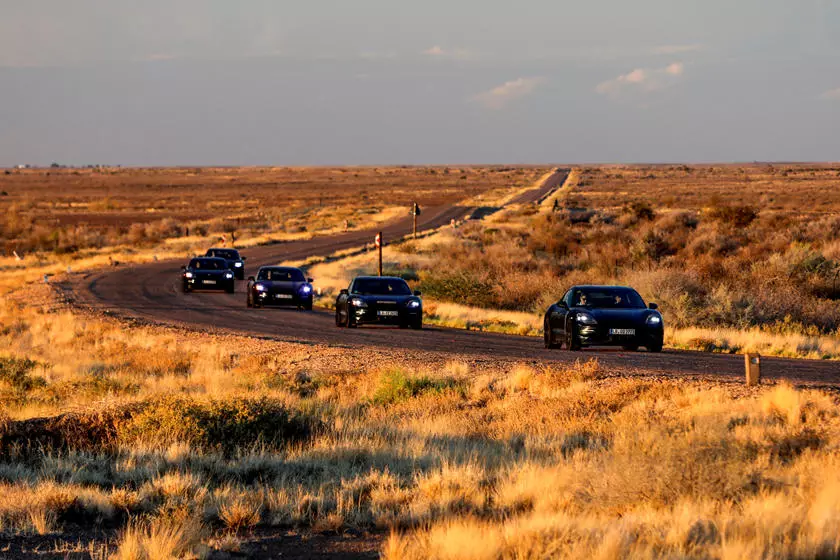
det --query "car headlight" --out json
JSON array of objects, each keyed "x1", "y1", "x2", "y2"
[
  {"x1": 299, "y1": 284, "x2": 312, "y2": 294},
  {"x1": 406, "y1": 300, "x2": 421, "y2": 309},
  {"x1": 646, "y1": 314, "x2": 662, "y2": 326},
  {"x1": 255, "y1": 284, "x2": 266, "y2": 292},
  {"x1": 184, "y1": 272, "x2": 193, "y2": 278},
  {"x1": 576, "y1": 312, "x2": 598, "y2": 325},
  {"x1": 350, "y1": 297, "x2": 367, "y2": 307},
  {"x1": 234, "y1": 262, "x2": 242, "y2": 267},
  {"x1": 225, "y1": 272, "x2": 234, "y2": 279}
]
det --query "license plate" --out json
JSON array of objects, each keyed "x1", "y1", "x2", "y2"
[
  {"x1": 202, "y1": 280, "x2": 216, "y2": 285},
  {"x1": 610, "y1": 329, "x2": 635, "y2": 336},
  {"x1": 275, "y1": 294, "x2": 293, "y2": 299},
  {"x1": 377, "y1": 310, "x2": 399, "y2": 317}
]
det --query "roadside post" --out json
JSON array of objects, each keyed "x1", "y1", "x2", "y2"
[
  {"x1": 745, "y1": 353, "x2": 761, "y2": 386},
  {"x1": 412, "y1": 202, "x2": 421, "y2": 239},
  {"x1": 375, "y1": 232, "x2": 383, "y2": 276}
]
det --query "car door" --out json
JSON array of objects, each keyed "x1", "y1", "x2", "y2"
[
  {"x1": 556, "y1": 290, "x2": 574, "y2": 339},
  {"x1": 336, "y1": 281, "x2": 352, "y2": 321}
]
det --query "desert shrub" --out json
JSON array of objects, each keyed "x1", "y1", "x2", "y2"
[
  {"x1": 707, "y1": 204, "x2": 758, "y2": 228},
  {"x1": 0, "y1": 356, "x2": 46, "y2": 394},
  {"x1": 419, "y1": 270, "x2": 495, "y2": 308},
  {"x1": 121, "y1": 396, "x2": 312, "y2": 454},
  {"x1": 370, "y1": 370, "x2": 467, "y2": 406}
]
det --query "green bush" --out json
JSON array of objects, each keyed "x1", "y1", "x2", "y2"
[
  {"x1": 371, "y1": 370, "x2": 466, "y2": 406},
  {"x1": 0, "y1": 356, "x2": 46, "y2": 394},
  {"x1": 120, "y1": 396, "x2": 313, "y2": 454},
  {"x1": 419, "y1": 270, "x2": 495, "y2": 308}
]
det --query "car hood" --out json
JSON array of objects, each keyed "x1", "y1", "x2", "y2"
[
  {"x1": 353, "y1": 294, "x2": 417, "y2": 304},
  {"x1": 190, "y1": 269, "x2": 229, "y2": 276},
  {"x1": 257, "y1": 280, "x2": 308, "y2": 289},
  {"x1": 572, "y1": 307, "x2": 656, "y2": 323}
]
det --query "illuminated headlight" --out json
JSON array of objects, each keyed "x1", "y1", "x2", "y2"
[
  {"x1": 255, "y1": 284, "x2": 267, "y2": 292},
  {"x1": 406, "y1": 300, "x2": 421, "y2": 309},
  {"x1": 646, "y1": 314, "x2": 662, "y2": 326},
  {"x1": 234, "y1": 262, "x2": 242, "y2": 267},
  {"x1": 576, "y1": 312, "x2": 598, "y2": 325},
  {"x1": 350, "y1": 297, "x2": 367, "y2": 307},
  {"x1": 184, "y1": 272, "x2": 193, "y2": 278},
  {"x1": 299, "y1": 285, "x2": 312, "y2": 294},
  {"x1": 225, "y1": 273, "x2": 234, "y2": 279}
]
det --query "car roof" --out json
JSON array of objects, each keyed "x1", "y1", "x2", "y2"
[
  {"x1": 191, "y1": 256, "x2": 226, "y2": 263},
  {"x1": 207, "y1": 247, "x2": 239, "y2": 253},
  {"x1": 570, "y1": 285, "x2": 636, "y2": 290},
  {"x1": 258, "y1": 266, "x2": 302, "y2": 272}
]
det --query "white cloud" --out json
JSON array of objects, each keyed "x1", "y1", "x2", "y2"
[
  {"x1": 472, "y1": 77, "x2": 545, "y2": 110},
  {"x1": 820, "y1": 88, "x2": 840, "y2": 100},
  {"x1": 596, "y1": 62, "x2": 685, "y2": 98}
]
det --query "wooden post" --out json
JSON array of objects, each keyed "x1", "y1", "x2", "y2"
[
  {"x1": 377, "y1": 232, "x2": 383, "y2": 276},
  {"x1": 413, "y1": 212, "x2": 417, "y2": 239},
  {"x1": 745, "y1": 353, "x2": 761, "y2": 386}
]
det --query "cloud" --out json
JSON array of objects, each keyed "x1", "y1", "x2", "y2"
[
  {"x1": 596, "y1": 62, "x2": 684, "y2": 98},
  {"x1": 820, "y1": 88, "x2": 840, "y2": 100},
  {"x1": 472, "y1": 77, "x2": 545, "y2": 110},
  {"x1": 424, "y1": 46, "x2": 446, "y2": 56},
  {"x1": 651, "y1": 44, "x2": 704, "y2": 55}
]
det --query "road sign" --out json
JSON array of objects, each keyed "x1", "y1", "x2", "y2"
[
  {"x1": 412, "y1": 202, "x2": 421, "y2": 216},
  {"x1": 374, "y1": 233, "x2": 381, "y2": 248}
]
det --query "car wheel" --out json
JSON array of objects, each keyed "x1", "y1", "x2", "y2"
[
  {"x1": 567, "y1": 325, "x2": 582, "y2": 351},
  {"x1": 183, "y1": 286, "x2": 191, "y2": 294},
  {"x1": 303, "y1": 300, "x2": 313, "y2": 311},
  {"x1": 346, "y1": 311, "x2": 357, "y2": 328},
  {"x1": 410, "y1": 318, "x2": 422, "y2": 330},
  {"x1": 335, "y1": 309, "x2": 344, "y2": 327},
  {"x1": 247, "y1": 292, "x2": 253, "y2": 308},
  {"x1": 544, "y1": 320, "x2": 561, "y2": 349},
  {"x1": 226, "y1": 284, "x2": 235, "y2": 294},
  {"x1": 647, "y1": 340, "x2": 663, "y2": 353},
  {"x1": 622, "y1": 345, "x2": 639, "y2": 352}
]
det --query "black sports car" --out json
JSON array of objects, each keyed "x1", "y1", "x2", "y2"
[
  {"x1": 182, "y1": 257, "x2": 236, "y2": 293},
  {"x1": 543, "y1": 285, "x2": 663, "y2": 352},
  {"x1": 247, "y1": 266, "x2": 314, "y2": 310},
  {"x1": 205, "y1": 248, "x2": 246, "y2": 280},
  {"x1": 335, "y1": 276, "x2": 422, "y2": 329}
]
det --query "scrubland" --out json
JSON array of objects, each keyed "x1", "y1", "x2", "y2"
[
  {"x1": 2, "y1": 286, "x2": 840, "y2": 558},
  {"x1": 366, "y1": 165, "x2": 840, "y2": 359}
]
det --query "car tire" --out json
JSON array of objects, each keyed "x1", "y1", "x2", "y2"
[
  {"x1": 648, "y1": 340, "x2": 663, "y2": 353},
  {"x1": 183, "y1": 286, "x2": 191, "y2": 294},
  {"x1": 567, "y1": 325, "x2": 582, "y2": 351},
  {"x1": 303, "y1": 300, "x2": 313, "y2": 311},
  {"x1": 544, "y1": 320, "x2": 561, "y2": 349},
  {"x1": 335, "y1": 309, "x2": 344, "y2": 327},
  {"x1": 410, "y1": 318, "x2": 422, "y2": 330},
  {"x1": 226, "y1": 284, "x2": 235, "y2": 294},
  {"x1": 622, "y1": 345, "x2": 639, "y2": 352},
  {"x1": 247, "y1": 292, "x2": 253, "y2": 308}
]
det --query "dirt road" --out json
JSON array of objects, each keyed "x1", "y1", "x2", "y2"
[{"x1": 67, "y1": 169, "x2": 839, "y2": 388}]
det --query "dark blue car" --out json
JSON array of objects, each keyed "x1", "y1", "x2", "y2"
[
  {"x1": 182, "y1": 257, "x2": 236, "y2": 293},
  {"x1": 335, "y1": 276, "x2": 422, "y2": 329},
  {"x1": 247, "y1": 266, "x2": 314, "y2": 310},
  {"x1": 205, "y1": 248, "x2": 246, "y2": 280},
  {"x1": 544, "y1": 285, "x2": 663, "y2": 352}
]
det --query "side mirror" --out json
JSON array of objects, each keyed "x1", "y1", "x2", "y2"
[
  {"x1": 340, "y1": 289, "x2": 349, "y2": 296},
  {"x1": 307, "y1": 278, "x2": 314, "y2": 283},
  {"x1": 248, "y1": 276, "x2": 255, "y2": 282},
  {"x1": 414, "y1": 290, "x2": 422, "y2": 296},
  {"x1": 242, "y1": 256, "x2": 247, "y2": 261},
  {"x1": 649, "y1": 303, "x2": 659, "y2": 310}
]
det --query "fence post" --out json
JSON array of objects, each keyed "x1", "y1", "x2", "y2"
[{"x1": 745, "y1": 353, "x2": 761, "y2": 386}]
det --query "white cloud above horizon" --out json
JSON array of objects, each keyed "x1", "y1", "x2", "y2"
[
  {"x1": 596, "y1": 62, "x2": 684, "y2": 98},
  {"x1": 820, "y1": 87, "x2": 840, "y2": 100},
  {"x1": 472, "y1": 77, "x2": 546, "y2": 110}
]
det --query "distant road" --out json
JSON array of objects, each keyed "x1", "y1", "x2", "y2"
[{"x1": 67, "y1": 168, "x2": 840, "y2": 389}]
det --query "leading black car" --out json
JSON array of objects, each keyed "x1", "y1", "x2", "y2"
[
  {"x1": 182, "y1": 257, "x2": 236, "y2": 293},
  {"x1": 335, "y1": 276, "x2": 422, "y2": 329},
  {"x1": 205, "y1": 248, "x2": 246, "y2": 280},
  {"x1": 544, "y1": 285, "x2": 663, "y2": 352},
  {"x1": 246, "y1": 266, "x2": 314, "y2": 310}
]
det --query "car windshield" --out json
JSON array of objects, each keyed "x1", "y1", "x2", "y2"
[
  {"x1": 206, "y1": 249, "x2": 239, "y2": 260},
  {"x1": 257, "y1": 268, "x2": 304, "y2": 282},
  {"x1": 190, "y1": 258, "x2": 226, "y2": 270},
  {"x1": 573, "y1": 288, "x2": 645, "y2": 309},
  {"x1": 352, "y1": 278, "x2": 411, "y2": 296}
]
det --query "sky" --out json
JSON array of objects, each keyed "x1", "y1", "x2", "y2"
[{"x1": 1, "y1": 0, "x2": 839, "y2": 166}]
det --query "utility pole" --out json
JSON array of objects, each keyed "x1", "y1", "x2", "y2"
[
  {"x1": 412, "y1": 202, "x2": 421, "y2": 239},
  {"x1": 375, "y1": 232, "x2": 383, "y2": 276}
]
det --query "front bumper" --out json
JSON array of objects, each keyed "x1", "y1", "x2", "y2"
[
  {"x1": 577, "y1": 324, "x2": 663, "y2": 347},
  {"x1": 256, "y1": 290, "x2": 313, "y2": 306},
  {"x1": 184, "y1": 277, "x2": 235, "y2": 291},
  {"x1": 352, "y1": 307, "x2": 422, "y2": 325}
]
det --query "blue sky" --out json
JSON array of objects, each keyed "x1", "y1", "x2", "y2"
[{"x1": 1, "y1": 0, "x2": 839, "y2": 165}]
